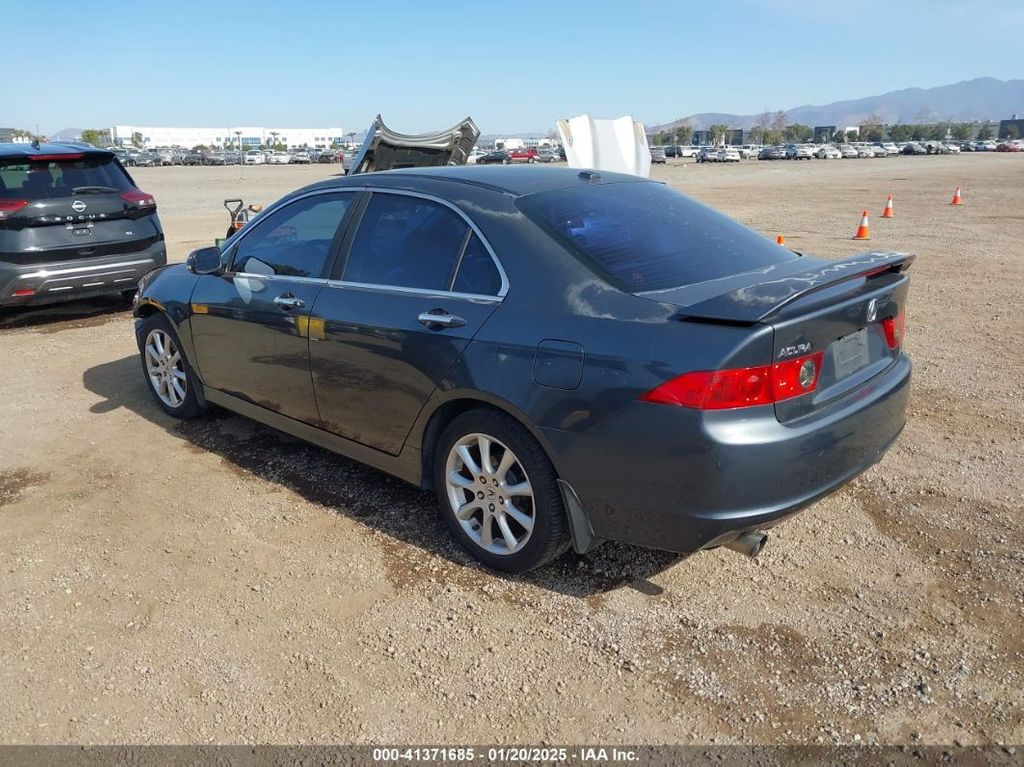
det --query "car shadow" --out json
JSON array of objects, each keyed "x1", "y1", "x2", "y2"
[
  {"x1": 0, "y1": 296, "x2": 130, "y2": 332},
  {"x1": 82, "y1": 354, "x2": 688, "y2": 597}
]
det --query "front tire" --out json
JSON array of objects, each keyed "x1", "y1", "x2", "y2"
[
  {"x1": 434, "y1": 409, "x2": 570, "y2": 573},
  {"x1": 137, "y1": 313, "x2": 204, "y2": 419}
]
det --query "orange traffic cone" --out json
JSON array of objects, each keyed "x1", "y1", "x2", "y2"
[
  {"x1": 853, "y1": 210, "x2": 871, "y2": 240},
  {"x1": 881, "y1": 195, "x2": 894, "y2": 218},
  {"x1": 776, "y1": 235, "x2": 785, "y2": 245},
  {"x1": 951, "y1": 186, "x2": 962, "y2": 205}
]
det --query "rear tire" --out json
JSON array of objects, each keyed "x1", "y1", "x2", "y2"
[
  {"x1": 137, "y1": 313, "x2": 204, "y2": 419},
  {"x1": 434, "y1": 409, "x2": 570, "y2": 573}
]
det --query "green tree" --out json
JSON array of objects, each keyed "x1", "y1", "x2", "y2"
[
  {"x1": 707, "y1": 123, "x2": 729, "y2": 145},
  {"x1": 909, "y1": 124, "x2": 927, "y2": 141},
  {"x1": 1002, "y1": 124, "x2": 1019, "y2": 140},
  {"x1": 763, "y1": 129, "x2": 783, "y2": 145},
  {"x1": 976, "y1": 122, "x2": 994, "y2": 140},
  {"x1": 950, "y1": 123, "x2": 972, "y2": 141},
  {"x1": 79, "y1": 128, "x2": 107, "y2": 147},
  {"x1": 861, "y1": 125, "x2": 884, "y2": 142},
  {"x1": 771, "y1": 110, "x2": 787, "y2": 132},
  {"x1": 784, "y1": 123, "x2": 813, "y2": 142},
  {"x1": 925, "y1": 124, "x2": 946, "y2": 141},
  {"x1": 674, "y1": 124, "x2": 693, "y2": 145},
  {"x1": 888, "y1": 124, "x2": 910, "y2": 142},
  {"x1": 131, "y1": 131, "x2": 144, "y2": 148}
]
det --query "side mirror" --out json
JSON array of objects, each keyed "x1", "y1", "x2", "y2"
[{"x1": 187, "y1": 246, "x2": 225, "y2": 276}]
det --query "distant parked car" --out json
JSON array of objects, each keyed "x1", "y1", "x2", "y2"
[
  {"x1": 650, "y1": 146, "x2": 667, "y2": 164},
  {"x1": 696, "y1": 146, "x2": 719, "y2": 163},
  {"x1": 837, "y1": 144, "x2": 858, "y2": 159},
  {"x1": 996, "y1": 141, "x2": 1023, "y2": 152},
  {"x1": 289, "y1": 150, "x2": 312, "y2": 164},
  {"x1": 716, "y1": 146, "x2": 740, "y2": 162},
  {"x1": 977, "y1": 140, "x2": 998, "y2": 151},
  {"x1": 155, "y1": 149, "x2": 175, "y2": 166},
  {"x1": 268, "y1": 152, "x2": 291, "y2": 165},
  {"x1": 901, "y1": 143, "x2": 927, "y2": 155},
  {"x1": 736, "y1": 145, "x2": 759, "y2": 159},
  {"x1": 476, "y1": 150, "x2": 510, "y2": 165},
  {"x1": 816, "y1": 145, "x2": 841, "y2": 159},
  {"x1": 133, "y1": 152, "x2": 158, "y2": 167},
  {"x1": 244, "y1": 151, "x2": 265, "y2": 165},
  {"x1": 676, "y1": 145, "x2": 698, "y2": 158},
  {"x1": 183, "y1": 151, "x2": 206, "y2": 166},
  {"x1": 508, "y1": 148, "x2": 539, "y2": 163},
  {"x1": 785, "y1": 144, "x2": 813, "y2": 160},
  {"x1": 535, "y1": 149, "x2": 559, "y2": 163},
  {"x1": 757, "y1": 145, "x2": 783, "y2": 160},
  {"x1": 663, "y1": 145, "x2": 678, "y2": 158}
]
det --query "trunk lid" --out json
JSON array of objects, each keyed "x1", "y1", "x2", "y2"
[
  {"x1": 348, "y1": 115, "x2": 479, "y2": 174},
  {"x1": 657, "y1": 251, "x2": 914, "y2": 422}
]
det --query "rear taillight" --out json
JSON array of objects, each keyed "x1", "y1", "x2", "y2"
[
  {"x1": 120, "y1": 189, "x2": 156, "y2": 207},
  {"x1": 0, "y1": 199, "x2": 29, "y2": 220},
  {"x1": 640, "y1": 351, "x2": 825, "y2": 410},
  {"x1": 11, "y1": 288, "x2": 35, "y2": 297},
  {"x1": 882, "y1": 312, "x2": 905, "y2": 349}
]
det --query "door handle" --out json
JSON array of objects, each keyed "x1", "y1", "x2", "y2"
[
  {"x1": 417, "y1": 310, "x2": 467, "y2": 329},
  {"x1": 274, "y1": 293, "x2": 305, "y2": 310}
]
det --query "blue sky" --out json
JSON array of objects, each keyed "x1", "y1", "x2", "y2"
[{"x1": 7, "y1": 0, "x2": 1021, "y2": 135}]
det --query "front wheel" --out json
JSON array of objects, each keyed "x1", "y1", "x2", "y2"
[
  {"x1": 434, "y1": 410, "x2": 570, "y2": 573},
  {"x1": 137, "y1": 313, "x2": 204, "y2": 419}
]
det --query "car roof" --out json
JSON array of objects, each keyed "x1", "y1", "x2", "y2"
[
  {"x1": 0, "y1": 142, "x2": 114, "y2": 159},
  {"x1": 318, "y1": 165, "x2": 651, "y2": 197}
]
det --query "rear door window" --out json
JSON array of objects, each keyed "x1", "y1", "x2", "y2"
[
  {"x1": 231, "y1": 192, "x2": 353, "y2": 278},
  {"x1": 342, "y1": 193, "x2": 469, "y2": 291},
  {"x1": 0, "y1": 156, "x2": 134, "y2": 200},
  {"x1": 517, "y1": 181, "x2": 797, "y2": 293}
]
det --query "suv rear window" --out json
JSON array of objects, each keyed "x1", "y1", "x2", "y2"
[
  {"x1": 0, "y1": 155, "x2": 134, "y2": 200},
  {"x1": 517, "y1": 181, "x2": 798, "y2": 292}
]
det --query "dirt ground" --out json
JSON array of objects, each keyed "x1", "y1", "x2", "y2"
[{"x1": 0, "y1": 155, "x2": 1021, "y2": 746}]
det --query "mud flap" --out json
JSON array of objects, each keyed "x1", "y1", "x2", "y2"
[{"x1": 557, "y1": 478, "x2": 599, "y2": 554}]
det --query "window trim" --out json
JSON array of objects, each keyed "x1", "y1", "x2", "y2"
[
  {"x1": 329, "y1": 187, "x2": 509, "y2": 301},
  {"x1": 224, "y1": 188, "x2": 359, "y2": 280}
]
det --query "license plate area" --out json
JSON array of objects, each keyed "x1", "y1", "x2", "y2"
[{"x1": 832, "y1": 327, "x2": 869, "y2": 380}]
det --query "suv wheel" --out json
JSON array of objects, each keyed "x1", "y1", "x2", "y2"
[
  {"x1": 137, "y1": 314, "x2": 204, "y2": 419},
  {"x1": 435, "y1": 410, "x2": 570, "y2": 573}
]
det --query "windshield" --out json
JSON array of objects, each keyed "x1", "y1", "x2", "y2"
[
  {"x1": 0, "y1": 155, "x2": 134, "y2": 199},
  {"x1": 517, "y1": 181, "x2": 798, "y2": 293}
]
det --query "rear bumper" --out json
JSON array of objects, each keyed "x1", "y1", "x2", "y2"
[
  {"x1": 0, "y1": 240, "x2": 167, "y2": 307},
  {"x1": 545, "y1": 355, "x2": 911, "y2": 554}
]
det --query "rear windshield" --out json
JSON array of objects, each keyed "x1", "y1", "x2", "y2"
[
  {"x1": 0, "y1": 155, "x2": 134, "y2": 200},
  {"x1": 517, "y1": 181, "x2": 798, "y2": 292}
]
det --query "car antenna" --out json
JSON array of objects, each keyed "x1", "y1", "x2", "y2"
[{"x1": 31, "y1": 137, "x2": 40, "y2": 150}]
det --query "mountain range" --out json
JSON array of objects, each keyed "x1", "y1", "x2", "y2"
[{"x1": 650, "y1": 77, "x2": 1024, "y2": 132}]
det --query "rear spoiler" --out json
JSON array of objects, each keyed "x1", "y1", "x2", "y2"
[{"x1": 676, "y1": 251, "x2": 915, "y2": 324}]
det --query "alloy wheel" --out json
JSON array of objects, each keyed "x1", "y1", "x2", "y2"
[
  {"x1": 445, "y1": 433, "x2": 535, "y2": 555},
  {"x1": 144, "y1": 328, "x2": 187, "y2": 408}
]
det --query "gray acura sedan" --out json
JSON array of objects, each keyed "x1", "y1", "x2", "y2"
[{"x1": 133, "y1": 166, "x2": 912, "y2": 573}]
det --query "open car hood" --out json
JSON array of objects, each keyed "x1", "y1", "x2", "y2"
[
  {"x1": 557, "y1": 114, "x2": 652, "y2": 178},
  {"x1": 348, "y1": 115, "x2": 480, "y2": 175}
]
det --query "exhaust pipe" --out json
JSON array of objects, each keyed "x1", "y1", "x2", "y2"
[{"x1": 724, "y1": 530, "x2": 768, "y2": 557}]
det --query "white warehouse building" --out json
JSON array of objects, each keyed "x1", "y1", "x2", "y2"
[{"x1": 110, "y1": 125, "x2": 345, "y2": 150}]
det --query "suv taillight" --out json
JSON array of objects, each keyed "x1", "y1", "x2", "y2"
[
  {"x1": 0, "y1": 199, "x2": 28, "y2": 220},
  {"x1": 120, "y1": 189, "x2": 156, "y2": 208},
  {"x1": 640, "y1": 351, "x2": 825, "y2": 410}
]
